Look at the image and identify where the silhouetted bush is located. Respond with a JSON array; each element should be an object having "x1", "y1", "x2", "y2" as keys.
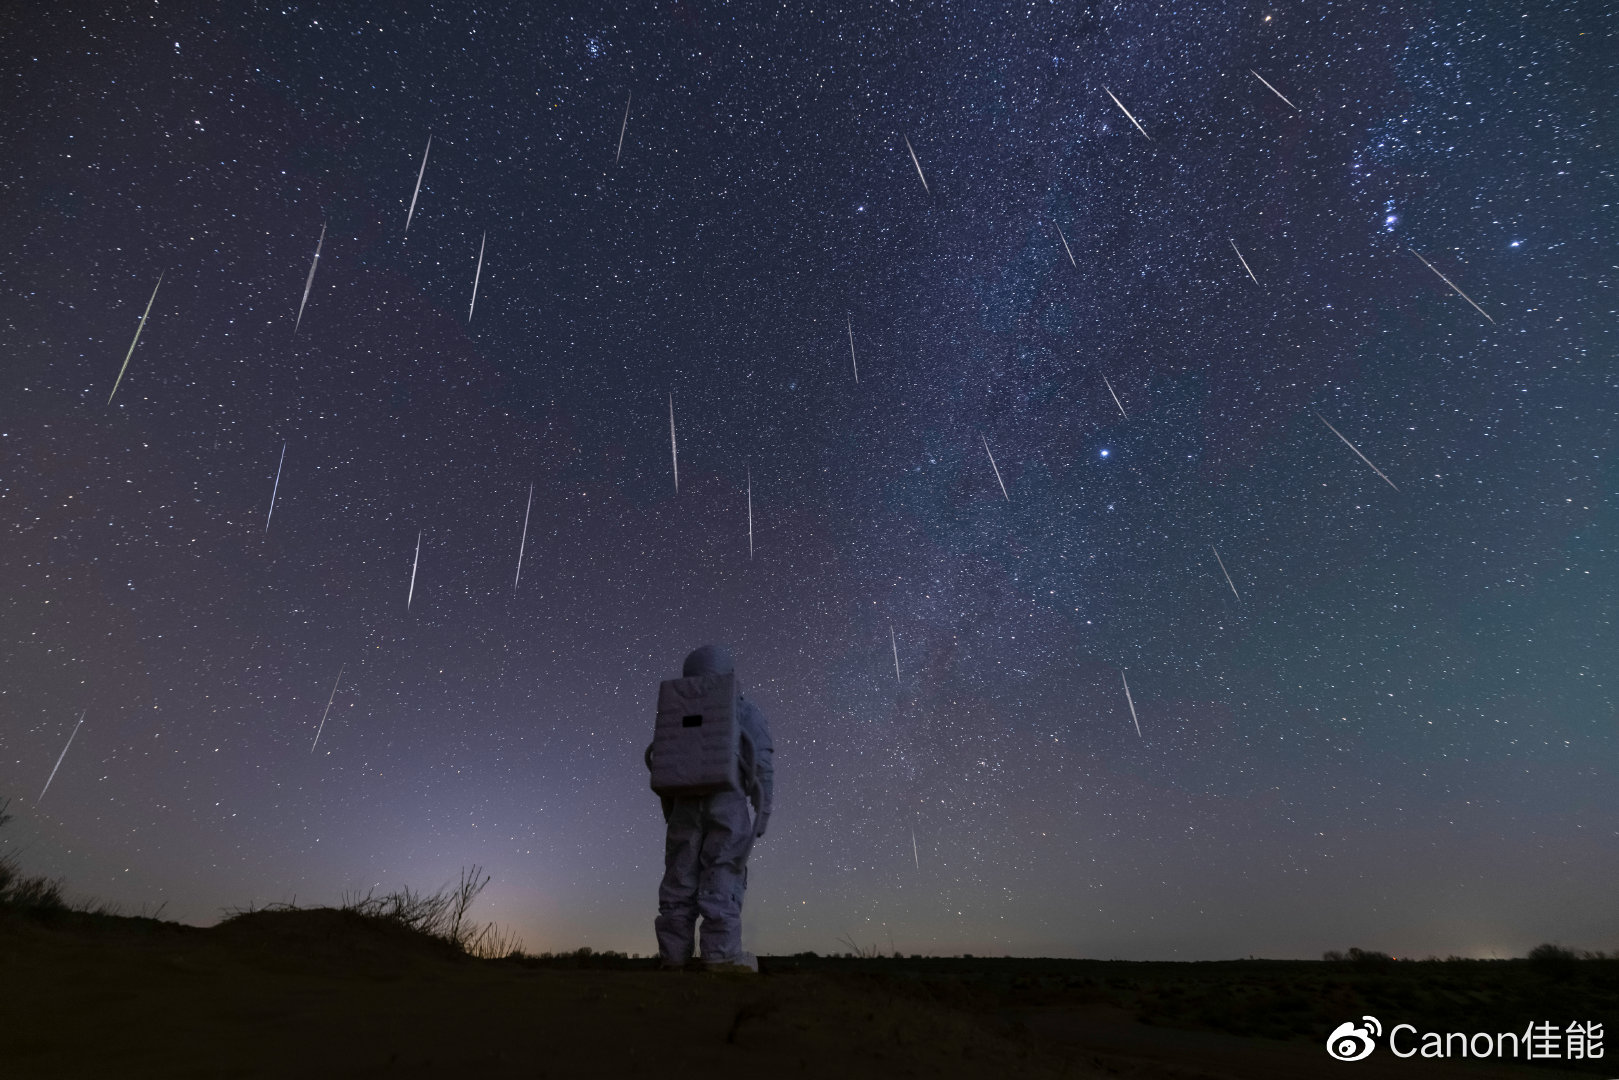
[
  {"x1": 1528, "y1": 943, "x2": 1578, "y2": 963},
  {"x1": 1527, "y1": 943, "x2": 1582, "y2": 976},
  {"x1": 1322, "y1": 947, "x2": 1394, "y2": 964},
  {"x1": 0, "y1": 798, "x2": 69, "y2": 914}
]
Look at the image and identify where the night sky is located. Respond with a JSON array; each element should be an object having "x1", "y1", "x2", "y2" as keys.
[{"x1": 2, "y1": 1, "x2": 1615, "y2": 961}]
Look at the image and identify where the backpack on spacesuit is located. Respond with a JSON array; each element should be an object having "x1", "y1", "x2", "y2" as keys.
[{"x1": 648, "y1": 671, "x2": 741, "y2": 797}]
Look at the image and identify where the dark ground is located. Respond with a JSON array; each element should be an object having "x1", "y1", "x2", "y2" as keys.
[{"x1": 3, "y1": 907, "x2": 1612, "y2": 1079}]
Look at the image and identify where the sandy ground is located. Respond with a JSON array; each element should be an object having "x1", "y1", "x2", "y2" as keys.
[{"x1": 1, "y1": 909, "x2": 1601, "y2": 1079}]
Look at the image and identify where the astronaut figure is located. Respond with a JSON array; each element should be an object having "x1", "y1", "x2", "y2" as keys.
[{"x1": 647, "y1": 644, "x2": 774, "y2": 972}]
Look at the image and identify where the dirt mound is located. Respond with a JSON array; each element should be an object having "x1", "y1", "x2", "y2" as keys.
[{"x1": 210, "y1": 906, "x2": 467, "y2": 967}]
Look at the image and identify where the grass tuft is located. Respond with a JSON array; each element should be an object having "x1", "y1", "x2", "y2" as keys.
[{"x1": 334, "y1": 865, "x2": 523, "y2": 958}]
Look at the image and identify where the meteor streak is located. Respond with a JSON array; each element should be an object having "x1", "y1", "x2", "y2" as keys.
[
  {"x1": 668, "y1": 393, "x2": 679, "y2": 493},
  {"x1": 1103, "y1": 87, "x2": 1150, "y2": 140},
  {"x1": 982, "y1": 435, "x2": 1009, "y2": 500},
  {"x1": 469, "y1": 231, "x2": 486, "y2": 321},
  {"x1": 1055, "y1": 221, "x2": 1077, "y2": 268},
  {"x1": 847, "y1": 315, "x2": 859, "y2": 383},
  {"x1": 1315, "y1": 410, "x2": 1399, "y2": 491},
  {"x1": 1211, "y1": 545, "x2": 1241, "y2": 601},
  {"x1": 107, "y1": 272, "x2": 163, "y2": 405},
  {"x1": 890, "y1": 625, "x2": 900, "y2": 683},
  {"x1": 1249, "y1": 69, "x2": 1300, "y2": 111},
  {"x1": 294, "y1": 223, "x2": 325, "y2": 335},
  {"x1": 310, "y1": 666, "x2": 344, "y2": 753},
  {"x1": 1230, "y1": 239, "x2": 1259, "y2": 285},
  {"x1": 1102, "y1": 373, "x2": 1128, "y2": 419},
  {"x1": 514, "y1": 483, "x2": 533, "y2": 591},
  {"x1": 405, "y1": 134, "x2": 431, "y2": 232},
  {"x1": 408, "y1": 531, "x2": 422, "y2": 609},
  {"x1": 264, "y1": 441, "x2": 286, "y2": 533},
  {"x1": 746, "y1": 468, "x2": 754, "y2": 558},
  {"x1": 912, "y1": 826, "x2": 920, "y2": 871},
  {"x1": 38, "y1": 712, "x2": 85, "y2": 803},
  {"x1": 902, "y1": 135, "x2": 929, "y2": 193},
  {"x1": 615, "y1": 91, "x2": 631, "y2": 164},
  {"x1": 1121, "y1": 672, "x2": 1142, "y2": 738},
  {"x1": 1409, "y1": 248, "x2": 1495, "y2": 325}
]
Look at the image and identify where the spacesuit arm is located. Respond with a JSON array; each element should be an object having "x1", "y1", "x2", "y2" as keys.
[
  {"x1": 645, "y1": 743, "x2": 674, "y2": 821},
  {"x1": 741, "y1": 699, "x2": 774, "y2": 835}
]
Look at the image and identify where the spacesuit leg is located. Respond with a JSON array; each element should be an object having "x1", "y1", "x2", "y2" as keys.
[
  {"x1": 655, "y1": 797, "x2": 704, "y2": 965},
  {"x1": 696, "y1": 789, "x2": 756, "y2": 964}
]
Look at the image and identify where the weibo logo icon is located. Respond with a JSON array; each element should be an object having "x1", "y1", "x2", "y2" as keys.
[{"x1": 1326, "y1": 1016, "x2": 1382, "y2": 1061}]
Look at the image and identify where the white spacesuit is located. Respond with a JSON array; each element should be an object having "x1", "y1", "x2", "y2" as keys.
[{"x1": 647, "y1": 644, "x2": 774, "y2": 971}]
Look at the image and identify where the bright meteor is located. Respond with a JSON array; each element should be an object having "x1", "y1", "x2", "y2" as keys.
[
  {"x1": 108, "y1": 272, "x2": 163, "y2": 405},
  {"x1": 1230, "y1": 239, "x2": 1260, "y2": 285},
  {"x1": 1121, "y1": 672, "x2": 1142, "y2": 738},
  {"x1": 982, "y1": 435, "x2": 1009, "y2": 500},
  {"x1": 310, "y1": 666, "x2": 345, "y2": 753},
  {"x1": 1315, "y1": 410, "x2": 1399, "y2": 491},
  {"x1": 38, "y1": 712, "x2": 86, "y2": 803},
  {"x1": 264, "y1": 441, "x2": 286, "y2": 534},
  {"x1": 1249, "y1": 69, "x2": 1300, "y2": 112},
  {"x1": 294, "y1": 223, "x2": 325, "y2": 335},
  {"x1": 405, "y1": 134, "x2": 431, "y2": 232},
  {"x1": 903, "y1": 135, "x2": 930, "y2": 193},
  {"x1": 469, "y1": 231, "x2": 486, "y2": 322},
  {"x1": 668, "y1": 393, "x2": 679, "y2": 493},
  {"x1": 1103, "y1": 87, "x2": 1151, "y2": 140},
  {"x1": 1410, "y1": 248, "x2": 1495, "y2": 325},
  {"x1": 616, "y1": 91, "x2": 632, "y2": 164},
  {"x1": 1055, "y1": 220, "x2": 1078, "y2": 268}
]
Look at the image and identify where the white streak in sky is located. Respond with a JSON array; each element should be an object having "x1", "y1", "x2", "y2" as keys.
[
  {"x1": 408, "y1": 531, "x2": 422, "y2": 609},
  {"x1": 1103, "y1": 87, "x2": 1151, "y2": 140},
  {"x1": 1212, "y1": 545, "x2": 1241, "y2": 601},
  {"x1": 912, "y1": 826, "x2": 920, "y2": 871},
  {"x1": 616, "y1": 91, "x2": 632, "y2": 164},
  {"x1": 890, "y1": 625, "x2": 901, "y2": 683},
  {"x1": 746, "y1": 467, "x2": 754, "y2": 558},
  {"x1": 514, "y1": 483, "x2": 533, "y2": 591},
  {"x1": 468, "y1": 231, "x2": 486, "y2": 322},
  {"x1": 1121, "y1": 671, "x2": 1142, "y2": 738},
  {"x1": 108, "y1": 272, "x2": 163, "y2": 405},
  {"x1": 1102, "y1": 373, "x2": 1128, "y2": 419},
  {"x1": 310, "y1": 665, "x2": 344, "y2": 753},
  {"x1": 668, "y1": 393, "x2": 679, "y2": 493},
  {"x1": 1230, "y1": 239, "x2": 1260, "y2": 285},
  {"x1": 38, "y1": 711, "x2": 85, "y2": 803},
  {"x1": 902, "y1": 135, "x2": 929, "y2": 193},
  {"x1": 294, "y1": 223, "x2": 325, "y2": 335},
  {"x1": 1249, "y1": 69, "x2": 1300, "y2": 112},
  {"x1": 405, "y1": 134, "x2": 431, "y2": 232},
  {"x1": 847, "y1": 315, "x2": 859, "y2": 383},
  {"x1": 1409, "y1": 248, "x2": 1495, "y2": 325},
  {"x1": 1055, "y1": 221, "x2": 1077, "y2": 268},
  {"x1": 1315, "y1": 410, "x2": 1399, "y2": 491},
  {"x1": 264, "y1": 441, "x2": 286, "y2": 533},
  {"x1": 982, "y1": 435, "x2": 1009, "y2": 501}
]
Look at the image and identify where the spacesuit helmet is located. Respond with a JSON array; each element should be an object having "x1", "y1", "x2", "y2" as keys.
[{"x1": 682, "y1": 643, "x2": 735, "y2": 678}]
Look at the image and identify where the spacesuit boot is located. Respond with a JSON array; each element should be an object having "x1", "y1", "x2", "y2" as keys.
[{"x1": 706, "y1": 951, "x2": 758, "y2": 973}]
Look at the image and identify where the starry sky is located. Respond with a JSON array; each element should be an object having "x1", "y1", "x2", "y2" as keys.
[{"x1": 2, "y1": 1, "x2": 1614, "y2": 960}]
